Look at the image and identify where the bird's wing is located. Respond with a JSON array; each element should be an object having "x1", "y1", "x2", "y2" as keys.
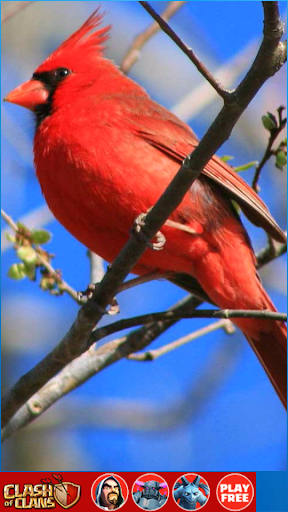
[{"x1": 126, "y1": 97, "x2": 286, "y2": 243}]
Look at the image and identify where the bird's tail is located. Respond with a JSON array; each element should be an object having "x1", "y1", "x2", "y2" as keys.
[
  {"x1": 171, "y1": 271, "x2": 287, "y2": 407},
  {"x1": 234, "y1": 288, "x2": 287, "y2": 408},
  {"x1": 246, "y1": 326, "x2": 287, "y2": 408}
]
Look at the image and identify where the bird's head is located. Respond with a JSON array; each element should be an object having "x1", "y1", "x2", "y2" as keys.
[{"x1": 4, "y1": 10, "x2": 112, "y2": 125}]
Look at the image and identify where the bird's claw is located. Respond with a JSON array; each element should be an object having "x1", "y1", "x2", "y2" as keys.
[{"x1": 132, "y1": 210, "x2": 166, "y2": 251}]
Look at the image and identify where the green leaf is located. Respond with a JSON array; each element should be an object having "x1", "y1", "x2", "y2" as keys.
[
  {"x1": 275, "y1": 150, "x2": 287, "y2": 170},
  {"x1": 5, "y1": 233, "x2": 16, "y2": 243},
  {"x1": 31, "y1": 229, "x2": 52, "y2": 245},
  {"x1": 234, "y1": 161, "x2": 258, "y2": 173},
  {"x1": 220, "y1": 155, "x2": 234, "y2": 163},
  {"x1": 262, "y1": 113, "x2": 277, "y2": 131},
  {"x1": 8, "y1": 263, "x2": 26, "y2": 280},
  {"x1": 17, "y1": 246, "x2": 38, "y2": 264},
  {"x1": 16, "y1": 222, "x2": 30, "y2": 235},
  {"x1": 23, "y1": 263, "x2": 36, "y2": 280}
]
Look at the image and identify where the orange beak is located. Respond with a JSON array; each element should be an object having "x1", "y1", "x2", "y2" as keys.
[{"x1": 4, "y1": 80, "x2": 49, "y2": 111}]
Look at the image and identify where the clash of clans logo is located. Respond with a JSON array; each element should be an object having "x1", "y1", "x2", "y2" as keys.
[{"x1": 3, "y1": 473, "x2": 81, "y2": 509}]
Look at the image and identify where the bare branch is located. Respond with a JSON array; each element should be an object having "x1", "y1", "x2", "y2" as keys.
[
  {"x1": 1, "y1": 295, "x2": 201, "y2": 439},
  {"x1": 2, "y1": 335, "x2": 241, "y2": 438},
  {"x1": 89, "y1": 309, "x2": 286, "y2": 345},
  {"x1": 1, "y1": 208, "x2": 18, "y2": 231},
  {"x1": 1, "y1": 1, "x2": 35, "y2": 24},
  {"x1": 120, "y1": 1, "x2": 186, "y2": 73},
  {"x1": 139, "y1": 1, "x2": 230, "y2": 99},
  {"x1": 256, "y1": 233, "x2": 287, "y2": 268},
  {"x1": 128, "y1": 319, "x2": 233, "y2": 361}
]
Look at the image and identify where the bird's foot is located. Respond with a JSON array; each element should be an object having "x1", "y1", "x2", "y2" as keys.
[
  {"x1": 132, "y1": 210, "x2": 166, "y2": 251},
  {"x1": 77, "y1": 284, "x2": 120, "y2": 315}
]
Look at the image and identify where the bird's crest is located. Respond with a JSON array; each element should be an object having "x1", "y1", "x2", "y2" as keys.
[{"x1": 37, "y1": 9, "x2": 110, "y2": 71}]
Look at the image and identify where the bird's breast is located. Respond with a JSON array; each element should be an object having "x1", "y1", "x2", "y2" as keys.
[{"x1": 33, "y1": 110, "x2": 241, "y2": 275}]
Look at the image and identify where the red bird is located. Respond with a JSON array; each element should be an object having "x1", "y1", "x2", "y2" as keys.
[{"x1": 5, "y1": 12, "x2": 287, "y2": 406}]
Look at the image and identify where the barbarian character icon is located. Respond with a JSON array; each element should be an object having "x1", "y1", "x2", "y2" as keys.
[
  {"x1": 133, "y1": 480, "x2": 168, "y2": 510},
  {"x1": 174, "y1": 476, "x2": 209, "y2": 510},
  {"x1": 95, "y1": 476, "x2": 124, "y2": 510}
]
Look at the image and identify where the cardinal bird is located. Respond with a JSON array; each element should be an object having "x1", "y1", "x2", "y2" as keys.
[{"x1": 5, "y1": 11, "x2": 287, "y2": 406}]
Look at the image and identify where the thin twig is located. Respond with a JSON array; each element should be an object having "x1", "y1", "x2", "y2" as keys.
[
  {"x1": 252, "y1": 106, "x2": 287, "y2": 191},
  {"x1": 128, "y1": 319, "x2": 232, "y2": 361},
  {"x1": 139, "y1": 1, "x2": 230, "y2": 99},
  {"x1": 1, "y1": 209, "x2": 79, "y2": 303},
  {"x1": 1, "y1": 209, "x2": 18, "y2": 231},
  {"x1": 2, "y1": 209, "x2": 172, "y2": 301},
  {"x1": 1, "y1": 1, "x2": 35, "y2": 23},
  {"x1": 119, "y1": 271, "x2": 166, "y2": 292},
  {"x1": 89, "y1": 309, "x2": 286, "y2": 345},
  {"x1": 2, "y1": 204, "x2": 54, "y2": 253},
  {"x1": 256, "y1": 233, "x2": 287, "y2": 268},
  {"x1": 120, "y1": 1, "x2": 186, "y2": 73}
]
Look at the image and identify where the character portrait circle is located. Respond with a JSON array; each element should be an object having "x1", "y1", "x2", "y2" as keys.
[
  {"x1": 173, "y1": 474, "x2": 210, "y2": 510},
  {"x1": 132, "y1": 473, "x2": 169, "y2": 510},
  {"x1": 91, "y1": 473, "x2": 129, "y2": 510}
]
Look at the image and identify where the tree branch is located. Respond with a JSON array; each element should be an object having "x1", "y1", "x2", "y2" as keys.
[
  {"x1": 120, "y1": 1, "x2": 186, "y2": 74},
  {"x1": 139, "y1": 1, "x2": 230, "y2": 98},
  {"x1": 1, "y1": 209, "x2": 80, "y2": 303},
  {"x1": 1, "y1": 295, "x2": 201, "y2": 440},
  {"x1": 2, "y1": 334, "x2": 241, "y2": 438},
  {"x1": 252, "y1": 106, "x2": 287, "y2": 191},
  {"x1": 1, "y1": 1, "x2": 35, "y2": 24},
  {"x1": 127, "y1": 319, "x2": 234, "y2": 361},
  {"x1": 256, "y1": 234, "x2": 287, "y2": 268},
  {"x1": 89, "y1": 309, "x2": 286, "y2": 345}
]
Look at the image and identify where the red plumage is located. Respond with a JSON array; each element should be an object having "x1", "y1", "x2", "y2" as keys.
[{"x1": 5, "y1": 11, "x2": 287, "y2": 406}]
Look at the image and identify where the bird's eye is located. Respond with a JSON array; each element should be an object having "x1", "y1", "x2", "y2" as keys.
[{"x1": 55, "y1": 68, "x2": 71, "y2": 79}]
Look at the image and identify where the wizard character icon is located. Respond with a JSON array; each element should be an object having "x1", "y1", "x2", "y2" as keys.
[
  {"x1": 95, "y1": 476, "x2": 124, "y2": 510},
  {"x1": 174, "y1": 475, "x2": 209, "y2": 510}
]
